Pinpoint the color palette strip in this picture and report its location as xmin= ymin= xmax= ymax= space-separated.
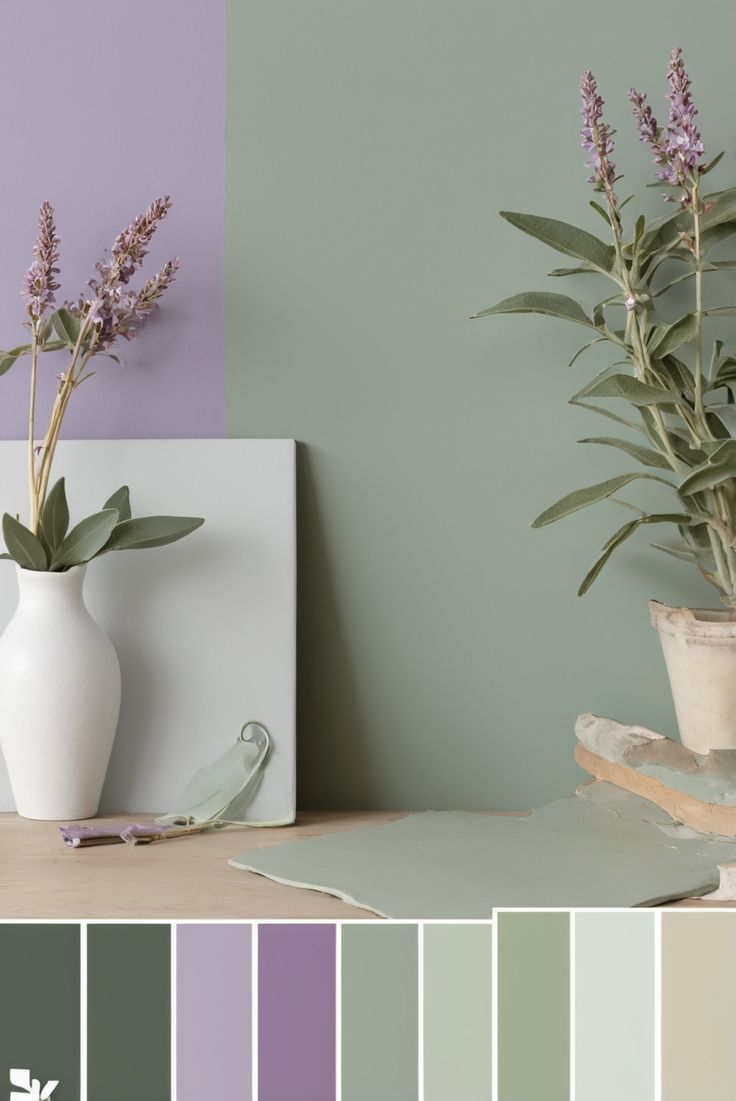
xmin=495 ymin=909 xmax=736 ymax=1101
xmin=0 ymin=921 xmax=493 ymax=1101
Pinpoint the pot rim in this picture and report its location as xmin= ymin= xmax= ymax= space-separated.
xmin=650 ymin=598 xmax=736 ymax=639
xmin=13 ymin=561 xmax=88 ymax=584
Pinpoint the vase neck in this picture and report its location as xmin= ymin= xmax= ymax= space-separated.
xmin=14 ymin=564 xmax=88 ymax=611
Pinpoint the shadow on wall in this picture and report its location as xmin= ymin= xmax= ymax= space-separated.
xmin=296 ymin=443 xmax=378 ymax=808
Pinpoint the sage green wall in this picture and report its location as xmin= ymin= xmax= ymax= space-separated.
xmin=226 ymin=0 xmax=733 ymax=809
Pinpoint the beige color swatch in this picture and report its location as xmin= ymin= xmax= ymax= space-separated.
xmin=663 ymin=913 xmax=736 ymax=1100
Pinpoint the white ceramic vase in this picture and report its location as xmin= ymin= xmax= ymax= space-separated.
xmin=0 ymin=564 xmax=121 ymax=820
xmin=650 ymin=599 xmax=736 ymax=755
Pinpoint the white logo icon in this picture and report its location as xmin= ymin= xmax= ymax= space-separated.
xmin=9 ymin=1069 xmax=58 ymax=1101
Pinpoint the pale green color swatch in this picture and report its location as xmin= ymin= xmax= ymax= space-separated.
xmin=341 ymin=924 xmax=418 ymax=1101
xmin=226 ymin=0 xmax=735 ymax=810
xmin=575 ymin=912 xmax=655 ymax=1101
xmin=663 ymin=913 xmax=736 ymax=1101
xmin=424 ymin=924 xmax=491 ymax=1101
xmin=497 ymin=912 xmax=569 ymax=1101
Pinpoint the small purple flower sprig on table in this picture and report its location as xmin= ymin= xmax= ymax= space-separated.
xmin=0 ymin=198 xmax=203 ymax=573
xmin=473 ymin=49 xmax=736 ymax=606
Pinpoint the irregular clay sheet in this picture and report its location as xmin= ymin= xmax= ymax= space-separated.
xmin=230 ymin=783 xmax=736 ymax=917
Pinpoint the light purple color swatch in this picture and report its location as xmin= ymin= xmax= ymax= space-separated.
xmin=259 ymin=924 xmax=337 ymax=1101
xmin=0 ymin=0 xmax=226 ymax=440
xmin=177 ymin=924 xmax=252 ymax=1101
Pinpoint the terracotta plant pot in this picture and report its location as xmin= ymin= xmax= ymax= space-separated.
xmin=650 ymin=599 xmax=736 ymax=755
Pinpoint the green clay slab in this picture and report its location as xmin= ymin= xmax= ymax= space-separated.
xmin=231 ymin=783 xmax=736 ymax=918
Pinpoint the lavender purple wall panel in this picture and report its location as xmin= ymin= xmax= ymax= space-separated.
xmin=0 ymin=0 xmax=226 ymax=439
xmin=177 ymin=924 xmax=252 ymax=1101
xmin=259 ymin=924 xmax=336 ymax=1101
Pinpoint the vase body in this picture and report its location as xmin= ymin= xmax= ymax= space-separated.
xmin=0 ymin=564 xmax=121 ymax=819
xmin=650 ymin=599 xmax=736 ymax=755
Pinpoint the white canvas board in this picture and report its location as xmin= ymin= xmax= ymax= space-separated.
xmin=0 ymin=439 xmax=296 ymax=822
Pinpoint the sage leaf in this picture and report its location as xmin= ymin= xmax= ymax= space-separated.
xmin=571 ymin=373 xmax=672 ymax=406
xmin=50 ymin=508 xmax=119 ymax=569
xmin=678 ymin=440 xmax=736 ymax=495
xmin=570 ymin=399 xmax=644 ymax=432
xmin=51 ymin=307 xmax=81 ymax=347
xmin=499 ymin=211 xmax=614 ymax=271
xmin=40 ymin=477 xmax=70 ymax=551
xmin=472 ymin=291 xmax=595 ymax=328
xmin=2 ymin=514 xmax=47 ymax=571
xmin=577 ymin=436 xmax=672 ymax=469
xmin=578 ymin=512 xmax=693 ymax=595
xmin=103 ymin=485 xmax=132 ymax=523
xmin=648 ymin=314 xmax=697 ymax=357
xmin=532 ymin=472 xmax=674 ymax=528
xmin=102 ymin=515 xmax=204 ymax=552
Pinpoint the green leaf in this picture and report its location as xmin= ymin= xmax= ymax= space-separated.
xmin=589 ymin=200 xmax=611 ymax=225
xmin=706 ymin=404 xmax=736 ymax=437
xmin=532 ymin=472 xmax=674 ymax=528
xmin=2 ymin=514 xmax=47 ymax=571
xmin=648 ymin=314 xmax=697 ymax=357
xmin=102 ymin=515 xmax=204 ymax=552
xmin=650 ymin=541 xmax=697 ymax=563
xmin=570 ymin=399 xmax=644 ymax=432
xmin=50 ymin=509 xmax=119 ymax=569
xmin=678 ymin=440 xmax=736 ymax=495
xmin=51 ymin=307 xmax=81 ymax=347
xmin=577 ymin=436 xmax=672 ymax=469
xmin=571 ymin=373 xmax=673 ymax=406
xmin=471 ymin=291 xmax=594 ymax=328
xmin=701 ymin=151 xmax=725 ymax=175
xmin=40 ymin=478 xmax=69 ymax=551
xmin=499 ymin=211 xmax=614 ymax=271
xmin=548 ymin=266 xmax=597 ymax=277
xmin=578 ymin=512 xmax=693 ymax=595
xmin=705 ymin=306 xmax=736 ymax=317
xmin=103 ymin=485 xmax=132 ymax=523
xmin=568 ymin=337 xmax=607 ymax=366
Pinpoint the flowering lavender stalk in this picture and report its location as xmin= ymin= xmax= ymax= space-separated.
xmin=629 ymin=48 xmax=704 ymax=193
xmin=33 ymin=197 xmax=180 ymax=518
xmin=580 ymin=71 xmax=616 ymax=193
xmin=21 ymin=202 xmax=60 ymax=320
xmin=83 ymin=196 xmax=175 ymax=347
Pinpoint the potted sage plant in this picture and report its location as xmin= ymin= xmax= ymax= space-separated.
xmin=0 ymin=197 xmax=203 ymax=819
xmin=475 ymin=49 xmax=736 ymax=755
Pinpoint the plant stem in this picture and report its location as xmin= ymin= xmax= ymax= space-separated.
xmin=692 ymin=181 xmax=707 ymax=433
xmin=34 ymin=313 xmax=96 ymax=514
xmin=27 ymin=325 xmax=39 ymax=532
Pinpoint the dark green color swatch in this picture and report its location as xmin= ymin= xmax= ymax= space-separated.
xmin=87 ymin=924 xmax=171 ymax=1101
xmin=0 ymin=924 xmax=80 ymax=1101
xmin=342 ymin=924 xmax=418 ymax=1101
xmin=497 ymin=912 xmax=569 ymax=1101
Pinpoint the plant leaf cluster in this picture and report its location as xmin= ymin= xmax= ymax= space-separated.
xmin=1 ymin=479 xmax=203 ymax=572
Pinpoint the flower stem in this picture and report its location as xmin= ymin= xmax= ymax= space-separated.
xmin=27 ymin=325 xmax=39 ymax=532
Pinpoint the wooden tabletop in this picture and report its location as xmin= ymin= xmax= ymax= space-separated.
xmin=0 ymin=810 xmax=406 ymax=920
xmin=0 ymin=809 xmax=728 ymax=919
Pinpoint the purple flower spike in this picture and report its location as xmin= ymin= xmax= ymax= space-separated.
xmin=664 ymin=47 xmax=704 ymax=184
xmin=81 ymin=198 xmax=180 ymax=349
xmin=580 ymin=71 xmax=616 ymax=191
xmin=630 ymin=49 xmax=704 ymax=192
xmin=21 ymin=202 xmax=61 ymax=319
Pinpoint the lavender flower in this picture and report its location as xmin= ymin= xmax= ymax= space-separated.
xmin=664 ymin=47 xmax=704 ymax=183
xmin=580 ymin=70 xmax=616 ymax=191
xmin=21 ymin=202 xmax=61 ymax=319
xmin=109 ymin=195 xmax=172 ymax=285
xmin=83 ymin=198 xmax=178 ymax=347
xmin=629 ymin=49 xmax=704 ymax=191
